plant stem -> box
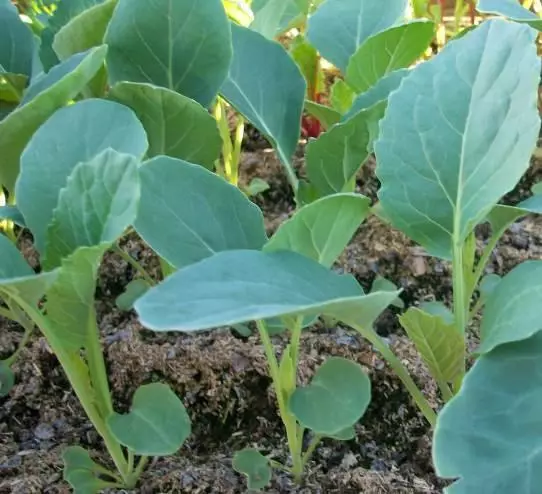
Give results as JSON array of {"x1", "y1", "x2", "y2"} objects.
[
  {"x1": 14, "y1": 297, "x2": 131, "y2": 483},
  {"x1": 454, "y1": 0, "x2": 465, "y2": 33},
  {"x1": 114, "y1": 244, "x2": 155, "y2": 285},
  {"x1": 230, "y1": 116, "x2": 245, "y2": 187},
  {"x1": 301, "y1": 434, "x2": 322, "y2": 468},
  {"x1": 351, "y1": 323, "x2": 437, "y2": 427},
  {"x1": 3, "y1": 300, "x2": 35, "y2": 366},
  {"x1": 132, "y1": 456, "x2": 149, "y2": 479},
  {"x1": 256, "y1": 320, "x2": 303, "y2": 482},
  {"x1": 452, "y1": 242, "x2": 468, "y2": 390}
]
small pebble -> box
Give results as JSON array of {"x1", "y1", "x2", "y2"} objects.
[{"x1": 34, "y1": 423, "x2": 55, "y2": 441}]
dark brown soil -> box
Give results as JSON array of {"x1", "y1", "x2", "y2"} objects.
[{"x1": 1, "y1": 142, "x2": 541, "y2": 493}]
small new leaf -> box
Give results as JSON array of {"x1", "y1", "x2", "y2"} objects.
[
  {"x1": 63, "y1": 446, "x2": 115, "y2": 494},
  {"x1": 289, "y1": 357, "x2": 371, "y2": 435},
  {"x1": 115, "y1": 279, "x2": 150, "y2": 311},
  {"x1": 107, "y1": 383, "x2": 191, "y2": 456},
  {"x1": 232, "y1": 448, "x2": 272, "y2": 490},
  {"x1": 0, "y1": 361, "x2": 14, "y2": 397}
]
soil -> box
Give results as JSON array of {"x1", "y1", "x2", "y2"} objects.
[{"x1": 1, "y1": 135, "x2": 541, "y2": 494}]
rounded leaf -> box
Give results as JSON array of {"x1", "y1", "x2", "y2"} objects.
[
  {"x1": 107, "y1": 383, "x2": 190, "y2": 456},
  {"x1": 289, "y1": 357, "x2": 371, "y2": 435},
  {"x1": 0, "y1": 362, "x2": 14, "y2": 397},
  {"x1": 232, "y1": 448, "x2": 272, "y2": 490}
]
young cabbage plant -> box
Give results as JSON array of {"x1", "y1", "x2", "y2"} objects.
[
  {"x1": 373, "y1": 17, "x2": 542, "y2": 425},
  {"x1": 130, "y1": 156, "x2": 400, "y2": 489},
  {"x1": 299, "y1": 0, "x2": 436, "y2": 202},
  {"x1": 0, "y1": 99, "x2": 190, "y2": 492}
]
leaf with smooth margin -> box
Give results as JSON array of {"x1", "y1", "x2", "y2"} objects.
[
  {"x1": 370, "y1": 276, "x2": 404, "y2": 309},
  {"x1": 374, "y1": 20, "x2": 540, "y2": 260},
  {"x1": 0, "y1": 0, "x2": 34, "y2": 77},
  {"x1": 220, "y1": 23, "x2": 306, "y2": 189},
  {"x1": 419, "y1": 301, "x2": 455, "y2": 325},
  {"x1": 343, "y1": 69, "x2": 409, "y2": 121},
  {"x1": 116, "y1": 278, "x2": 150, "y2": 311},
  {"x1": 44, "y1": 160, "x2": 139, "y2": 351},
  {"x1": 477, "y1": 0, "x2": 542, "y2": 31},
  {"x1": 53, "y1": 0, "x2": 117, "y2": 60},
  {"x1": 330, "y1": 79, "x2": 354, "y2": 114},
  {"x1": 232, "y1": 448, "x2": 271, "y2": 490},
  {"x1": 0, "y1": 205, "x2": 25, "y2": 227},
  {"x1": 478, "y1": 261, "x2": 542, "y2": 354},
  {"x1": 264, "y1": 193, "x2": 370, "y2": 267},
  {"x1": 346, "y1": 20, "x2": 435, "y2": 93},
  {"x1": 135, "y1": 250, "x2": 399, "y2": 331},
  {"x1": 52, "y1": 0, "x2": 117, "y2": 97},
  {"x1": 0, "y1": 233, "x2": 57, "y2": 304},
  {"x1": 289, "y1": 357, "x2": 370, "y2": 435},
  {"x1": 109, "y1": 82, "x2": 221, "y2": 167},
  {"x1": 107, "y1": 383, "x2": 190, "y2": 455},
  {"x1": 0, "y1": 46, "x2": 107, "y2": 194},
  {"x1": 134, "y1": 156, "x2": 267, "y2": 269},
  {"x1": 251, "y1": 0, "x2": 302, "y2": 39},
  {"x1": 479, "y1": 273, "x2": 501, "y2": 303},
  {"x1": 39, "y1": 0, "x2": 104, "y2": 70},
  {"x1": 306, "y1": 0, "x2": 407, "y2": 72},
  {"x1": 105, "y1": 0, "x2": 232, "y2": 107},
  {"x1": 43, "y1": 150, "x2": 140, "y2": 270},
  {"x1": 433, "y1": 331, "x2": 542, "y2": 493},
  {"x1": 399, "y1": 308, "x2": 463, "y2": 385},
  {"x1": 306, "y1": 102, "x2": 385, "y2": 196},
  {"x1": 16, "y1": 98, "x2": 147, "y2": 254},
  {"x1": 304, "y1": 100, "x2": 340, "y2": 129},
  {"x1": 290, "y1": 36, "x2": 322, "y2": 99},
  {"x1": 63, "y1": 446, "x2": 113, "y2": 494}
]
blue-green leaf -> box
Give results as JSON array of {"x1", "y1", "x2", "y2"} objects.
[
  {"x1": 105, "y1": 0, "x2": 232, "y2": 107},
  {"x1": 306, "y1": 0, "x2": 407, "y2": 72},
  {"x1": 0, "y1": 0, "x2": 34, "y2": 77},
  {"x1": 134, "y1": 156, "x2": 267, "y2": 269},
  {"x1": 16, "y1": 98, "x2": 147, "y2": 253},
  {"x1": 477, "y1": 0, "x2": 542, "y2": 31},
  {"x1": 220, "y1": 22, "x2": 306, "y2": 189}
]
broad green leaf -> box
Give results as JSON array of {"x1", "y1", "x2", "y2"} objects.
[
  {"x1": 477, "y1": 0, "x2": 542, "y2": 31},
  {"x1": 115, "y1": 279, "x2": 150, "y2": 311},
  {"x1": 329, "y1": 426, "x2": 356, "y2": 441},
  {"x1": 479, "y1": 273, "x2": 501, "y2": 303},
  {"x1": 306, "y1": 0, "x2": 408, "y2": 72},
  {"x1": 53, "y1": 0, "x2": 117, "y2": 60},
  {"x1": 245, "y1": 177, "x2": 270, "y2": 196},
  {"x1": 375, "y1": 20, "x2": 540, "y2": 260},
  {"x1": 264, "y1": 193, "x2": 370, "y2": 267},
  {"x1": 63, "y1": 446, "x2": 114, "y2": 494},
  {"x1": 52, "y1": 0, "x2": 117, "y2": 97},
  {"x1": 0, "y1": 0, "x2": 34, "y2": 77},
  {"x1": 251, "y1": 0, "x2": 302, "y2": 38},
  {"x1": 109, "y1": 82, "x2": 221, "y2": 167},
  {"x1": 107, "y1": 383, "x2": 190, "y2": 456},
  {"x1": 399, "y1": 308, "x2": 463, "y2": 385},
  {"x1": 134, "y1": 156, "x2": 267, "y2": 269},
  {"x1": 105, "y1": 0, "x2": 232, "y2": 107},
  {"x1": 289, "y1": 357, "x2": 370, "y2": 435},
  {"x1": 220, "y1": 23, "x2": 306, "y2": 189},
  {"x1": 39, "y1": 0, "x2": 104, "y2": 70},
  {"x1": 346, "y1": 21, "x2": 435, "y2": 93},
  {"x1": 330, "y1": 79, "x2": 355, "y2": 114},
  {"x1": 0, "y1": 233, "x2": 57, "y2": 304},
  {"x1": 16, "y1": 98, "x2": 147, "y2": 254},
  {"x1": 370, "y1": 276, "x2": 404, "y2": 309},
  {"x1": 485, "y1": 193, "x2": 542, "y2": 236},
  {"x1": 44, "y1": 150, "x2": 140, "y2": 270},
  {"x1": 304, "y1": 100, "x2": 340, "y2": 130},
  {"x1": 433, "y1": 331, "x2": 542, "y2": 493},
  {"x1": 343, "y1": 69, "x2": 409, "y2": 121},
  {"x1": 478, "y1": 261, "x2": 542, "y2": 354},
  {"x1": 532, "y1": 182, "x2": 542, "y2": 195},
  {"x1": 44, "y1": 155, "x2": 139, "y2": 350},
  {"x1": 419, "y1": 301, "x2": 454, "y2": 325},
  {"x1": 0, "y1": 361, "x2": 14, "y2": 397},
  {"x1": 232, "y1": 448, "x2": 271, "y2": 490},
  {"x1": 135, "y1": 250, "x2": 398, "y2": 331},
  {"x1": 0, "y1": 205, "x2": 25, "y2": 227},
  {"x1": 306, "y1": 102, "x2": 385, "y2": 196},
  {"x1": 0, "y1": 45, "x2": 107, "y2": 193}
]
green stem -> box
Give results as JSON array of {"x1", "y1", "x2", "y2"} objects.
[
  {"x1": 468, "y1": 297, "x2": 484, "y2": 323},
  {"x1": 256, "y1": 320, "x2": 303, "y2": 482},
  {"x1": 351, "y1": 323, "x2": 437, "y2": 427},
  {"x1": 132, "y1": 456, "x2": 149, "y2": 479},
  {"x1": 127, "y1": 450, "x2": 135, "y2": 476},
  {"x1": 469, "y1": 230, "x2": 502, "y2": 300},
  {"x1": 13, "y1": 297, "x2": 131, "y2": 482},
  {"x1": 454, "y1": 0, "x2": 465, "y2": 33},
  {"x1": 452, "y1": 242, "x2": 467, "y2": 391},
  {"x1": 301, "y1": 434, "x2": 322, "y2": 468},
  {"x1": 114, "y1": 244, "x2": 155, "y2": 286},
  {"x1": 230, "y1": 116, "x2": 245, "y2": 187}
]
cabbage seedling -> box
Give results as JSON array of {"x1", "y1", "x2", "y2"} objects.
[
  {"x1": 0, "y1": 99, "x2": 191, "y2": 492},
  {"x1": 132, "y1": 158, "x2": 400, "y2": 489}
]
